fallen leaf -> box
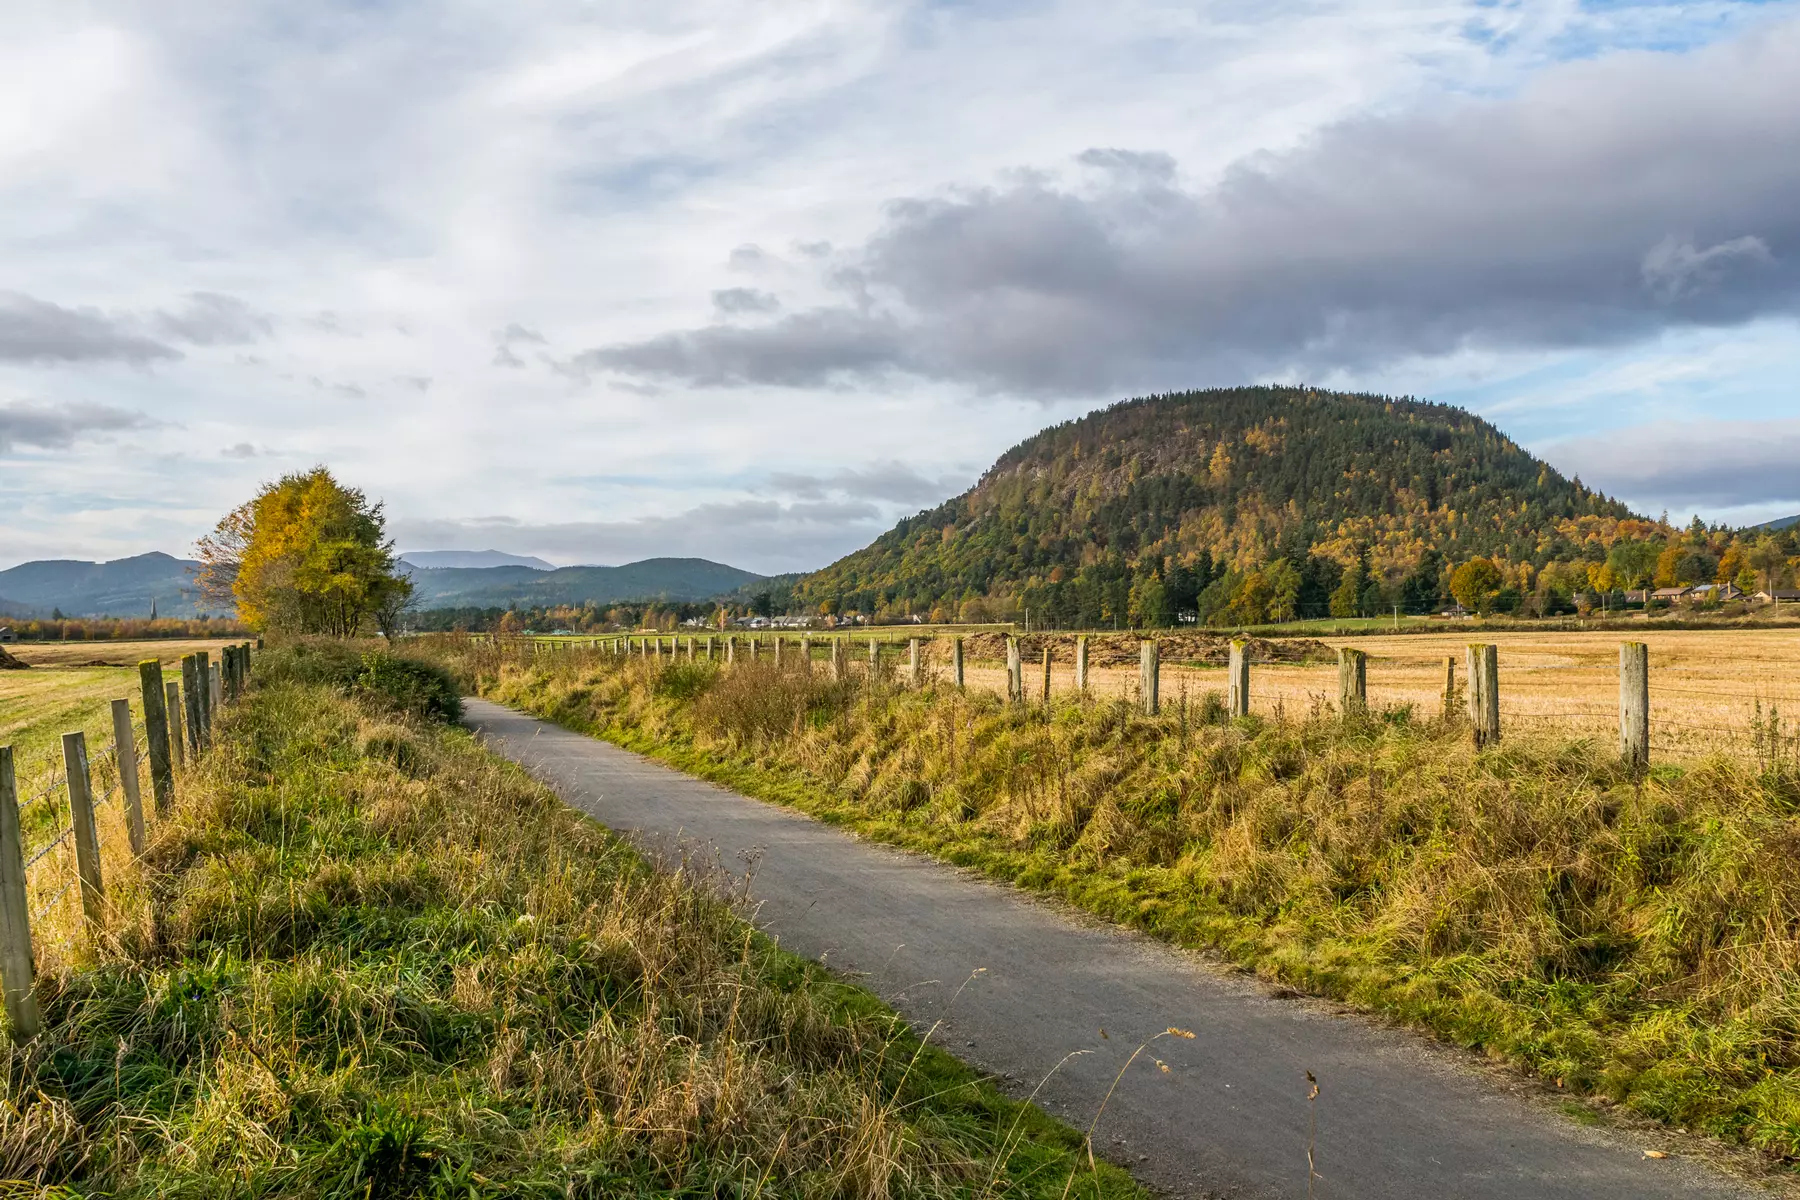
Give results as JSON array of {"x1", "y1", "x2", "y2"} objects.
[{"x1": 1643, "y1": 1150, "x2": 1670, "y2": 1160}]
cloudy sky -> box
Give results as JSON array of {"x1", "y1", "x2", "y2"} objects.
[{"x1": 3, "y1": 1, "x2": 1798, "y2": 574}]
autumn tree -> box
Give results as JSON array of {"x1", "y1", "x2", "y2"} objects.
[
  {"x1": 197, "y1": 467, "x2": 412, "y2": 638},
  {"x1": 1449, "y1": 557, "x2": 1503, "y2": 613}
]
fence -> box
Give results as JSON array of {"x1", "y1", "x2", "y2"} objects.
[
  {"x1": 492, "y1": 631, "x2": 1789, "y2": 771},
  {"x1": 0, "y1": 642, "x2": 252, "y2": 1039}
]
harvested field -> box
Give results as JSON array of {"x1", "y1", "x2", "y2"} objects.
[{"x1": 951, "y1": 627, "x2": 1800, "y2": 762}]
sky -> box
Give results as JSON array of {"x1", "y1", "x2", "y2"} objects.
[{"x1": 2, "y1": 0, "x2": 1798, "y2": 575}]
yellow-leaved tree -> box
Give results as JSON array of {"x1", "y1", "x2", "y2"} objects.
[{"x1": 196, "y1": 467, "x2": 413, "y2": 638}]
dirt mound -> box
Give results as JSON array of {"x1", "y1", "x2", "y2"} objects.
[
  {"x1": 956, "y1": 631, "x2": 1332, "y2": 666},
  {"x1": 0, "y1": 646, "x2": 28, "y2": 670}
]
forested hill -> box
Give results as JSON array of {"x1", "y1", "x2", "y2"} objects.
[{"x1": 795, "y1": 386, "x2": 1657, "y2": 625}]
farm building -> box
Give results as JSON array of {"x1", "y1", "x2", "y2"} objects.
[{"x1": 0, "y1": 626, "x2": 15, "y2": 643}]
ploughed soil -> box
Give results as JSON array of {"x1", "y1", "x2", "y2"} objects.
[{"x1": 955, "y1": 631, "x2": 1333, "y2": 666}]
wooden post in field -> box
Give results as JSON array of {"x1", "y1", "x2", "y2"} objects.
[
  {"x1": 139, "y1": 661, "x2": 173, "y2": 816},
  {"x1": 1227, "y1": 640, "x2": 1249, "y2": 718},
  {"x1": 1620, "y1": 641, "x2": 1649, "y2": 772},
  {"x1": 1042, "y1": 646, "x2": 1052, "y2": 704},
  {"x1": 750, "y1": 638, "x2": 759, "y2": 661},
  {"x1": 165, "y1": 682, "x2": 185, "y2": 769},
  {"x1": 62, "y1": 732, "x2": 105, "y2": 928},
  {"x1": 195, "y1": 651, "x2": 212, "y2": 746},
  {"x1": 0, "y1": 747, "x2": 43, "y2": 1039},
  {"x1": 801, "y1": 637, "x2": 812, "y2": 673},
  {"x1": 1466, "y1": 644, "x2": 1500, "y2": 748},
  {"x1": 952, "y1": 638, "x2": 964, "y2": 688},
  {"x1": 110, "y1": 700, "x2": 146, "y2": 856},
  {"x1": 685, "y1": 637, "x2": 694, "y2": 660},
  {"x1": 868, "y1": 638, "x2": 879, "y2": 679},
  {"x1": 209, "y1": 660, "x2": 222, "y2": 716},
  {"x1": 830, "y1": 638, "x2": 844, "y2": 682},
  {"x1": 1337, "y1": 647, "x2": 1367, "y2": 716},
  {"x1": 1441, "y1": 656, "x2": 1456, "y2": 720},
  {"x1": 1007, "y1": 637, "x2": 1023, "y2": 704},
  {"x1": 180, "y1": 656, "x2": 203, "y2": 758},
  {"x1": 909, "y1": 638, "x2": 921, "y2": 688},
  {"x1": 774, "y1": 637, "x2": 784, "y2": 669},
  {"x1": 705, "y1": 636, "x2": 714, "y2": 660},
  {"x1": 1139, "y1": 640, "x2": 1159, "y2": 715},
  {"x1": 1075, "y1": 635, "x2": 1088, "y2": 692}
]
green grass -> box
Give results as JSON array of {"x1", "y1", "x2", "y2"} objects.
[
  {"x1": 1, "y1": 652, "x2": 1145, "y2": 1200},
  {"x1": 434, "y1": 639, "x2": 1800, "y2": 1165}
]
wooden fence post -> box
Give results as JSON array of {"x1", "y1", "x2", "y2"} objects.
[
  {"x1": 1075, "y1": 635, "x2": 1088, "y2": 693},
  {"x1": 1337, "y1": 647, "x2": 1367, "y2": 716},
  {"x1": 774, "y1": 638, "x2": 784, "y2": 669},
  {"x1": 1006, "y1": 637, "x2": 1022, "y2": 704},
  {"x1": 166, "y1": 681, "x2": 186, "y2": 769},
  {"x1": 909, "y1": 638, "x2": 921, "y2": 688},
  {"x1": 1140, "y1": 640, "x2": 1159, "y2": 715},
  {"x1": 139, "y1": 661, "x2": 173, "y2": 816},
  {"x1": 952, "y1": 637, "x2": 965, "y2": 688},
  {"x1": 180, "y1": 656, "x2": 203, "y2": 757},
  {"x1": 1620, "y1": 641, "x2": 1649, "y2": 771},
  {"x1": 706, "y1": 636, "x2": 715, "y2": 660},
  {"x1": 0, "y1": 747, "x2": 42, "y2": 1039},
  {"x1": 195, "y1": 651, "x2": 212, "y2": 741},
  {"x1": 209, "y1": 660, "x2": 222, "y2": 717},
  {"x1": 110, "y1": 700, "x2": 147, "y2": 856},
  {"x1": 1041, "y1": 647, "x2": 1052, "y2": 704},
  {"x1": 1441, "y1": 656, "x2": 1456, "y2": 720},
  {"x1": 831, "y1": 638, "x2": 844, "y2": 682},
  {"x1": 62, "y1": 732, "x2": 105, "y2": 929},
  {"x1": 1227, "y1": 640, "x2": 1249, "y2": 718},
  {"x1": 1466, "y1": 644, "x2": 1500, "y2": 748}
]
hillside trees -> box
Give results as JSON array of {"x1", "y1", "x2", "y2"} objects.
[{"x1": 197, "y1": 467, "x2": 412, "y2": 637}]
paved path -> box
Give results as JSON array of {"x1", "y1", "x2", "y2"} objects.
[{"x1": 465, "y1": 699, "x2": 1755, "y2": 1199}]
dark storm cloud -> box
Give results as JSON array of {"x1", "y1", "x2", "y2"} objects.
[
  {"x1": 0, "y1": 400, "x2": 150, "y2": 452},
  {"x1": 1545, "y1": 420, "x2": 1800, "y2": 511},
  {"x1": 578, "y1": 21, "x2": 1800, "y2": 397},
  {"x1": 0, "y1": 292, "x2": 179, "y2": 365}
]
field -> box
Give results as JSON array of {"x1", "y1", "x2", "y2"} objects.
[
  {"x1": 960, "y1": 629, "x2": 1800, "y2": 762},
  {"x1": 0, "y1": 637, "x2": 242, "y2": 772},
  {"x1": 538, "y1": 627, "x2": 1800, "y2": 763}
]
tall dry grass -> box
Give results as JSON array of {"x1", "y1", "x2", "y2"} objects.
[
  {"x1": 442, "y1": 637, "x2": 1800, "y2": 1157},
  {"x1": 0, "y1": 653, "x2": 1138, "y2": 1199}
]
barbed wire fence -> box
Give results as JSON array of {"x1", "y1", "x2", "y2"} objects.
[{"x1": 0, "y1": 641, "x2": 253, "y2": 1040}]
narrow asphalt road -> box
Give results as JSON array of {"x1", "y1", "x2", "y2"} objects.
[{"x1": 465, "y1": 699, "x2": 1755, "y2": 1199}]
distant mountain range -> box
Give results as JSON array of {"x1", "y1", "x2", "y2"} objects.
[
  {"x1": 0, "y1": 551, "x2": 763, "y2": 618},
  {"x1": 0, "y1": 552, "x2": 224, "y2": 619},
  {"x1": 398, "y1": 549, "x2": 556, "y2": 571},
  {"x1": 405, "y1": 558, "x2": 762, "y2": 610},
  {"x1": 1755, "y1": 515, "x2": 1800, "y2": 532}
]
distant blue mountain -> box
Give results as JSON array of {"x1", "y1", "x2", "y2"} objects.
[
  {"x1": 0, "y1": 552, "x2": 226, "y2": 618},
  {"x1": 1755, "y1": 514, "x2": 1800, "y2": 532},
  {"x1": 406, "y1": 557, "x2": 763, "y2": 609},
  {"x1": 399, "y1": 549, "x2": 556, "y2": 571}
]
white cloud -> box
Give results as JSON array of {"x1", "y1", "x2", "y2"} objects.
[{"x1": 1, "y1": 1, "x2": 1796, "y2": 570}]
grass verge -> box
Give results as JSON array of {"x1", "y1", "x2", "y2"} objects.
[
  {"x1": 435, "y1": 638, "x2": 1800, "y2": 1165},
  {"x1": 1, "y1": 647, "x2": 1142, "y2": 1199}
]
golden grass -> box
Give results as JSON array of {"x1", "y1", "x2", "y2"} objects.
[{"x1": 945, "y1": 629, "x2": 1800, "y2": 762}]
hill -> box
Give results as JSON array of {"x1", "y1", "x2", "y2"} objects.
[
  {"x1": 794, "y1": 386, "x2": 1654, "y2": 624},
  {"x1": 0, "y1": 552, "x2": 227, "y2": 618},
  {"x1": 1755, "y1": 514, "x2": 1800, "y2": 532},
  {"x1": 407, "y1": 556, "x2": 762, "y2": 610},
  {"x1": 399, "y1": 549, "x2": 555, "y2": 570}
]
